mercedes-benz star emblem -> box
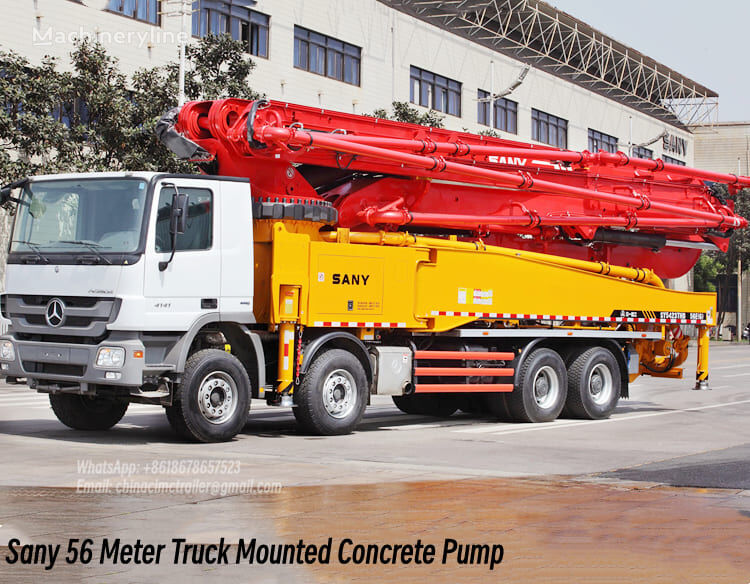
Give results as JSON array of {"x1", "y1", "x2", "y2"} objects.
[{"x1": 45, "y1": 298, "x2": 66, "y2": 328}]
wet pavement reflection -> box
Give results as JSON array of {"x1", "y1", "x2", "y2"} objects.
[{"x1": 1, "y1": 477, "x2": 747, "y2": 583}]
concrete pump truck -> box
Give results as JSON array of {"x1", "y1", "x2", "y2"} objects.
[{"x1": 0, "y1": 98, "x2": 746, "y2": 442}]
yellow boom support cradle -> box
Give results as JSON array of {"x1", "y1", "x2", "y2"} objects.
[{"x1": 256, "y1": 221, "x2": 715, "y2": 391}]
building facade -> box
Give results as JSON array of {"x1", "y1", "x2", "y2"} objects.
[
  {"x1": 3, "y1": 0, "x2": 726, "y2": 296},
  {"x1": 8, "y1": 0, "x2": 712, "y2": 164},
  {"x1": 690, "y1": 121, "x2": 750, "y2": 338},
  {"x1": 691, "y1": 121, "x2": 750, "y2": 177}
]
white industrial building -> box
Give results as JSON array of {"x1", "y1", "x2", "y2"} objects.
[
  {"x1": 690, "y1": 121, "x2": 750, "y2": 338},
  {"x1": 691, "y1": 121, "x2": 750, "y2": 176},
  {"x1": 8, "y1": 0, "x2": 719, "y2": 164}
]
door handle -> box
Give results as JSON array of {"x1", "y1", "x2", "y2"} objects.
[{"x1": 201, "y1": 298, "x2": 218, "y2": 309}]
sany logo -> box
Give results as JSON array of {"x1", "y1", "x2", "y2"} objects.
[
  {"x1": 332, "y1": 273, "x2": 370, "y2": 285},
  {"x1": 487, "y1": 155, "x2": 572, "y2": 172},
  {"x1": 488, "y1": 156, "x2": 528, "y2": 166}
]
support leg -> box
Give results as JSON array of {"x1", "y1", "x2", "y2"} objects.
[
  {"x1": 276, "y1": 321, "x2": 296, "y2": 405},
  {"x1": 694, "y1": 325, "x2": 710, "y2": 390}
]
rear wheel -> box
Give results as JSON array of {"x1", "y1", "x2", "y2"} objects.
[
  {"x1": 49, "y1": 393, "x2": 128, "y2": 430},
  {"x1": 295, "y1": 349, "x2": 368, "y2": 435},
  {"x1": 507, "y1": 348, "x2": 567, "y2": 422},
  {"x1": 174, "y1": 349, "x2": 251, "y2": 442},
  {"x1": 565, "y1": 347, "x2": 621, "y2": 419}
]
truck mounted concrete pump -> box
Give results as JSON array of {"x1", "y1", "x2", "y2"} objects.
[{"x1": 0, "y1": 99, "x2": 747, "y2": 442}]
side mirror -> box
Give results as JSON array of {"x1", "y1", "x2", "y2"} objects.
[
  {"x1": 0, "y1": 186, "x2": 10, "y2": 205},
  {"x1": 170, "y1": 192, "x2": 189, "y2": 235},
  {"x1": 0, "y1": 177, "x2": 28, "y2": 206},
  {"x1": 159, "y1": 184, "x2": 189, "y2": 272}
]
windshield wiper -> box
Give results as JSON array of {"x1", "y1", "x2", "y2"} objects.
[
  {"x1": 11, "y1": 240, "x2": 50, "y2": 264},
  {"x1": 58, "y1": 240, "x2": 113, "y2": 265}
]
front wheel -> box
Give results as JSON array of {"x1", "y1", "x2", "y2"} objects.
[
  {"x1": 294, "y1": 349, "x2": 368, "y2": 435},
  {"x1": 49, "y1": 393, "x2": 128, "y2": 430},
  {"x1": 174, "y1": 349, "x2": 251, "y2": 442}
]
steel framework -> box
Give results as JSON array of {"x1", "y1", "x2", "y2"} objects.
[{"x1": 380, "y1": 0, "x2": 718, "y2": 127}]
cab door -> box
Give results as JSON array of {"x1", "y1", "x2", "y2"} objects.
[{"x1": 143, "y1": 178, "x2": 222, "y2": 330}]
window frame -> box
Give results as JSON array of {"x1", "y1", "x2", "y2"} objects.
[
  {"x1": 531, "y1": 108, "x2": 568, "y2": 149},
  {"x1": 293, "y1": 26, "x2": 361, "y2": 86},
  {"x1": 632, "y1": 145, "x2": 653, "y2": 160},
  {"x1": 191, "y1": 1, "x2": 270, "y2": 59},
  {"x1": 588, "y1": 128, "x2": 619, "y2": 154},
  {"x1": 477, "y1": 89, "x2": 517, "y2": 134},
  {"x1": 155, "y1": 186, "x2": 215, "y2": 254},
  {"x1": 662, "y1": 154, "x2": 686, "y2": 166},
  {"x1": 410, "y1": 66, "x2": 461, "y2": 117},
  {"x1": 106, "y1": 0, "x2": 161, "y2": 26}
]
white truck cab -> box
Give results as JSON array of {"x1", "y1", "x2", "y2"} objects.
[{"x1": 0, "y1": 172, "x2": 259, "y2": 441}]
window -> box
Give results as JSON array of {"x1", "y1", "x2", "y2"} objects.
[
  {"x1": 410, "y1": 66, "x2": 461, "y2": 117},
  {"x1": 531, "y1": 109, "x2": 568, "y2": 149},
  {"x1": 662, "y1": 155, "x2": 686, "y2": 166},
  {"x1": 588, "y1": 129, "x2": 618, "y2": 153},
  {"x1": 10, "y1": 179, "x2": 148, "y2": 255},
  {"x1": 52, "y1": 99, "x2": 89, "y2": 129},
  {"x1": 191, "y1": 1, "x2": 269, "y2": 58},
  {"x1": 155, "y1": 187, "x2": 213, "y2": 253},
  {"x1": 294, "y1": 27, "x2": 360, "y2": 85},
  {"x1": 632, "y1": 146, "x2": 653, "y2": 159},
  {"x1": 477, "y1": 89, "x2": 517, "y2": 134},
  {"x1": 107, "y1": 0, "x2": 160, "y2": 25}
]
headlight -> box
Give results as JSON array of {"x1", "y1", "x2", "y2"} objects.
[
  {"x1": 96, "y1": 347, "x2": 125, "y2": 368},
  {"x1": 0, "y1": 340, "x2": 15, "y2": 361}
]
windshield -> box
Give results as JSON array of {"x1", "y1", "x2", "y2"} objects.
[{"x1": 10, "y1": 178, "x2": 148, "y2": 255}]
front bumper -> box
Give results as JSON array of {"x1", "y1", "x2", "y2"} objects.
[{"x1": 0, "y1": 335, "x2": 147, "y2": 391}]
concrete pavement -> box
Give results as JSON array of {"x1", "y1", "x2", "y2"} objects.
[{"x1": 0, "y1": 343, "x2": 748, "y2": 582}]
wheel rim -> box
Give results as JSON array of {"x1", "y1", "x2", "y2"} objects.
[
  {"x1": 322, "y1": 369, "x2": 357, "y2": 419},
  {"x1": 533, "y1": 365, "x2": 560, "y2": 409},
  {"x1": 197, "y1": 371, "x2": 238, "y2": 425},
  {"x1": 588, "y1": 363, "x2": 614, "y2": 405}
]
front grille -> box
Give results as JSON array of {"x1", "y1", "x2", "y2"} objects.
[
  {"x1": 23, "y1": 361, "x2": 86, "y2": 377},
  {"x1": 20, "y1": 295, "x2": 99, "y2": 309},
  {"x1": 7, "y1": 295, "x2": 119, "y2": 338},
  {"x1": 25, "y1": 315, "x2": 92, "y2": 327},
  {"x1": 16, "y1": 333, "x2": 102, "y2": 345}
]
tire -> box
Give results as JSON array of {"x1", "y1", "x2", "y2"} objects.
[
  {"x1": 507, "y1": 348, "x2": 567, "y2": 423},
  {"x1": 165, "y1": 404, "x2": 194, "y2": 441},
  {"x1": 484, "y1": 392, "x2": 514, "y2": 421},
  {"x1": 392, "y1": 394, "x2": 458, "y2": 417},
  {"x1": 392, "y1": 394, "x2": 422, "y2": 415},
  {"x1": 458, "y1": 394, "x2": 487, "y2": 415},
  {"x1": 49, "y1": 393, "x2": 128, "y2": 431},
  {"x1": 565, "y1": 346, "x2": 621, "y2": 419},
  {"x1": 295, "y1": 349, "x2": 368, "y2": 435},
  {"x1": 175, "y1": 349, "x2": 251, "y2": 443}
]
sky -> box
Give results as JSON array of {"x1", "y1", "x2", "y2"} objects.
[{"x1": 548, "y1": 0, "x2": 750, "y2": 122}]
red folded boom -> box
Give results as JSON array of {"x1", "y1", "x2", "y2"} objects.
[{"x1": 169, "y1": 98, "x2": 749, "y2": 278}]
